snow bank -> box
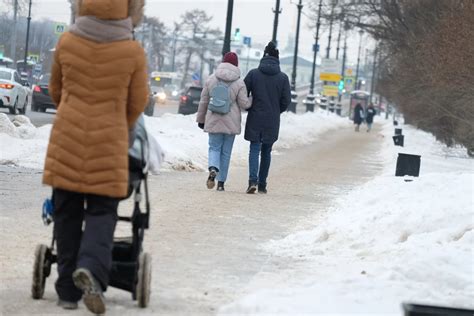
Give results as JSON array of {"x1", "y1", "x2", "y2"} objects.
[
  {"x1": 221, "y1": 121, "x2": 474, "y2": 314},
  {"x1": 0, "y1": 110, "x2": 346, "y2": 171}
]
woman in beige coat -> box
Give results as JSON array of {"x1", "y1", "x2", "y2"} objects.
[
  {"x1": 196, "y1": 52, "x2": 251, "y2": 191},
  {"x1": 42, "y1": 0, "x2": 148, "y2": 313}
]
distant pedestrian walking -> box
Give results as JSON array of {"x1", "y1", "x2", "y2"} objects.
[
  {"x1": 243, "y1": 42, "x2": 291, "y2": 194},
  {"x1": 197, "y1": 52, "x2": 251, "y2": 191},
  {"x1": 353, "y1": 103, "x2": 365, "y2": 132},
  {"x1": 42, "y1": 0, "x2": 148, "y2": 313},
  {"x1": 365, "y1": 103, "x2": 377, "y2": 132}
]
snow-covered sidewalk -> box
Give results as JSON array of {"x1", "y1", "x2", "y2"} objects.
[{"x1": 220, "y1": 123, "x2": 474, "y2": 314}]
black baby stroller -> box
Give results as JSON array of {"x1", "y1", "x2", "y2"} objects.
[{"x1": 31, "y1": 115, "x2": 153, "y2": 308}]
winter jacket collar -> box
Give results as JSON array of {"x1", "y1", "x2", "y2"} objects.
[
  {"x1": 70, "y1": 16, "x2": 133, "y2": 43},
  {"x1": 258, "y1": 56, "x2": 281, "y2": 76},
  {"x1": 215, "y1": 62, "x2": 241, "y2": 82}
]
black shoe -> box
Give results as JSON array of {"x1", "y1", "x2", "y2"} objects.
[
  {"x1": 72, "y1": 268, "x2": 105, "y2": 315},
  {"x1": 246, "y1": 181, "x2": 257, "y2": 194},
  {"x1": 258, "y1": 184, "x2": 267, "y2": 194},
  {"x1": 207, "y1": 167, "x2": 218, "y2": 189},
  {"x1": 217, "y1": 181, "x2": 225, "y2": 191}
]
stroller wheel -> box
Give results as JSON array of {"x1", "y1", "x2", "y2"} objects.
[
  {"x1": 32, "y1": 244, "x2": 50, "y2": 299},
  {"x1": 136, "y1": 252, "x2": 152, "y2": 308}
]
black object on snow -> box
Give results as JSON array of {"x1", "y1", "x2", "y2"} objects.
[
  {"x1": 403, "y1": 303, "x2": 474, "y2": 316},
  {"x1": 393, "y1": 135, "x2": 405, "y2": 147},
  {"x1": 395, "y1": 153, "x2": 421, "y2": 177},
  {"x1": 395, "y1": 128, "x2": 403, "y2": 135},
  {"x1": 393, "y1": 120, "x2": 398, "y2": 126}
]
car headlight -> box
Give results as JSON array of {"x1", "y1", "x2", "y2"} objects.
[
  {"x1": 172, "y1": 91, "x2": 178, "y2": 97},
  {"x1": 157, "y1": 92, "x2": 166, "y2": 100}
]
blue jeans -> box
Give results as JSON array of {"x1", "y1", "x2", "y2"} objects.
[
  {"x1": 208, "y1": 133, "x2": 236, "y2": 183},
  {"x1": 249, "y1": 142, "x2": 273, "y2": 185}
]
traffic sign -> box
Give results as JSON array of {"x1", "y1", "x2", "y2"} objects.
[
  {"x1": 313, "y1": 44, "x2": 320, "y2": 52},
  {"x1": 320, "y1": 73, "x2": 341, "y2": 82},
  {"x1": 320, "y1": 58, "x2": 342, "y2": 74},
  {"x1": 323, "y1": 85, "x2": 339, "y2": 97},
  {"x1": 55, "y1": 23, "x2": 67, "y2": 35},
  {"x1": 243, "y1": 36, "x2": 252, "y2": 47},
  {"x1": 192, "y1": 72, "x2": 200, "y2": 81},
  {"x1": 28, "y1": 54, "x2": 39, "y2": 63}
]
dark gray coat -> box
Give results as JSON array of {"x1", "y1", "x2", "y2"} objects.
[{"x1": 244, "y1": 56, "x2": 291, "y2": 144}]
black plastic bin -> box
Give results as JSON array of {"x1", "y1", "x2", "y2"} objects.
[
  {"x1": 403, "y1": 303, "x2": 474, "y2": 316},
  {"x1": 393, "y1": 135, "x2": 405, "y2": 147},
  {"x1": 395, "y1": 128, "x2": 403, "y2": 135},
  {"x1": 396, "y1": 153, "x2": 421, "y2": 177}
]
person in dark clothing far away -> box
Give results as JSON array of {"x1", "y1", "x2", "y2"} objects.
[
  {"x1": 243, "y1": 41, "x2": 291, "y2": 194},
  {"x1": 365, "y1": 103, "x2": 377, "y2": 132},
  {"x1": 353, "y1": 103, "x2": 365, "y2": 132}
]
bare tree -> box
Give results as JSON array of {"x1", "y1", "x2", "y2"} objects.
[
  {"x1": 333, "y1": 0, "x2": 474, "y2": 154},
  {"x1": 177, "y1": 9, "x2": 221, "y2": 88}
]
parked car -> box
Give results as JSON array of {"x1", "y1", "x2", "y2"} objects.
[
  {"x1": 0, "y1": 68, "x2": 29, "y2": 114},
  {"x1": 32, "y1": 73, "x2": 55, "y2": 112},
  {"x1": 164, "y1": 84, "x2": 180, "y2": 100},
  {"x1": 178, "y1": 86, "x2": 203, "y2": 115}
]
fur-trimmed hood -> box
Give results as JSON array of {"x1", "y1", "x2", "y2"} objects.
[{"x1": 76, "y1": 0, "x2": 144, "y2": 26}]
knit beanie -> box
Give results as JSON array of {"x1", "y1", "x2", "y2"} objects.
[
  {"x1": 223, "y1": 52, "x2": 238, "y2": 67},
  {"x1": 264, "y1": 41, "x2": 279, "y2": 59}
]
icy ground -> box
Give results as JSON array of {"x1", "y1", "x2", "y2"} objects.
[
  {"x1": 0, "y1": 112, "x2": 472, "y2": 315},
  {"x1": 220, "y1": 123, "x2": 474, "y2": 314}
]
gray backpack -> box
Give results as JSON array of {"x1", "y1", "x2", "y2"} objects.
[{"x1": 208, "y1": 80, "x2": 231, "y2": 114}]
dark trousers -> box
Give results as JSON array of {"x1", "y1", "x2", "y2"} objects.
[
  {"x1": 53, "y1": 188, "x2": 118, "y2": 302},
  {"x1": 249, "y1": 142, "x2": 273, "y2": 185}
]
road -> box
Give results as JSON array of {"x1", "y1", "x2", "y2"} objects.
[
  {"x1": 0, "y1": 123, "x2": 384, "y2": 315},
  {"x1": 1, "y1": 100, "x2": 181, "y2": 127}
]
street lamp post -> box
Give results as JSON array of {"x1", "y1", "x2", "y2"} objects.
[
  {"x1": 304, "y1": 0, "x2": 323, "y2": 112},
  {"x1": 222, "y1": 0, "x2": 234, "y2": 56},
  {"x1": 337, "y1": 29, "x2": 347, "y2": 107},
  {"x1": 354, "y1": 30, "x2": 364, "y2": 90},
  {"x1": 10, "y1": 0, "x2": 18, "y2": 67},
  {"x1": 369, "y1": 46, "x2": 378, "y2": 106},
  {"x1": 335, "y1": 20, "x2": 342, "y2": 60},
  {"x1": 272, "y1": 0, "x2": 282, "y2": 45},
  {"x1": 325, "y1": 2, "x2": 335, "y2": 59},
  {"x1": 23, "y1": 0, "x2": 32, "y2": 78},
  {"x1": 288, "y1": 0, "x2": 303, "y2": 113}
]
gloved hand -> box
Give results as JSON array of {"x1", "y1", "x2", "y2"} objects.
[{"x1": 198, "y1": 123, "x2": 204, "y2": 129}]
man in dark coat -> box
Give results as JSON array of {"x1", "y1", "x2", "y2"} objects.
[
  {"x1": 353, "y1": 103, "x2": 365, "y2": 132},
  {"x1": 243, "y1": 42, "x2": 291, "y2": 194},
  {"x1": 365, "y1": 103, "x2": 376, "y2": 132}
]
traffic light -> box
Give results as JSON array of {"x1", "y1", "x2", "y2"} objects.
[
  {"x1": 234, "y1": 28, "x2": 241, "y2": 41},
  {"x1": 338, "y1": 79, "x2": 345, "y2": 92}
]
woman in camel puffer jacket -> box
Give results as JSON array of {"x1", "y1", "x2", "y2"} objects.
[{"x1": 42, "y1": 0, "x2": 148, "y2": 313}]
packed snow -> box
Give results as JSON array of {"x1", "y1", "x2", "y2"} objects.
[
  {"x1": 0, "y1": 110, "x2": 347, "y2": 171},
  {"x1": 220, "y1": 122, "x2": 474, "y2": 314}
]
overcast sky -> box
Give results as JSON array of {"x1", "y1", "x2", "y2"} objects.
[{"x1": 3, "y1": 0, "x2": 374, "y2": 64}]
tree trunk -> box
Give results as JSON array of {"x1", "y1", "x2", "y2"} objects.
[{"x1": 181, "y1": 48, "x2": 193, "y2": 88}]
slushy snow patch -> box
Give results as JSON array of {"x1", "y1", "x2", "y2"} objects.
[
  {"x1": 0, "y1": 110, "x2": 346, "y2": 170},
  {"x1": 220, "y1": 121, "x2": 474, "y2": 314}
]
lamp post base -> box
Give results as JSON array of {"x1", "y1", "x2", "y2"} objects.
[{"x1": 288, "y1": 90, "x2": 298, "y2": 113}]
